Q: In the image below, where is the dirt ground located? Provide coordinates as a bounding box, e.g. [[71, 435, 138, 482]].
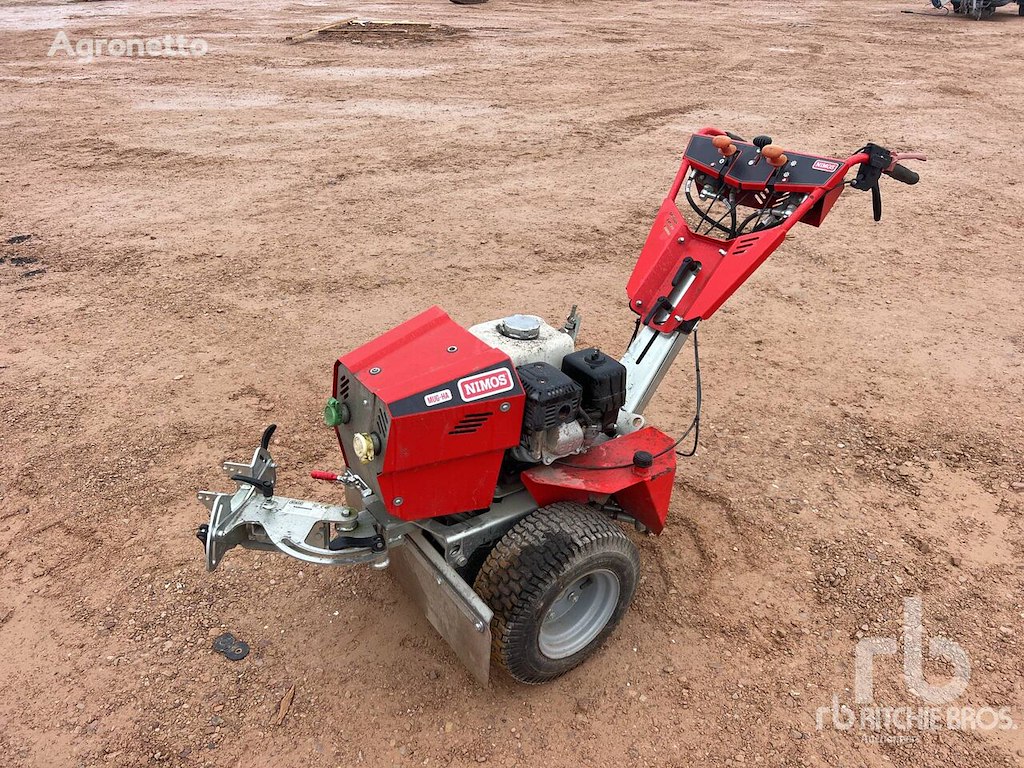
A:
[[1, 0, 1023, 765]]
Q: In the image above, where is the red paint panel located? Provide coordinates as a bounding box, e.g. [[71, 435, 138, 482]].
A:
[[339, 306, 513, 405], [521, 427, 677, 534], [335, 306, 526, 520], [379, 399, 524, 520]]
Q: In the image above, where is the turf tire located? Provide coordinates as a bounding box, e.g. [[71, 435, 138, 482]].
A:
[[474, 502, 640, 683]]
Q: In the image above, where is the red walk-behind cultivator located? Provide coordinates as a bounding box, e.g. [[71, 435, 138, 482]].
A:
[[197, 128, 924, 684]]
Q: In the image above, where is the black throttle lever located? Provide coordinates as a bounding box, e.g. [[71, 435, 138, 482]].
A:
[[230, 474, 274, 498], [851, 143, 893, 222]]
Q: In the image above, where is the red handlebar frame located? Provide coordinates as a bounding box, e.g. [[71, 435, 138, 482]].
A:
[[626, 127, 921, 333]]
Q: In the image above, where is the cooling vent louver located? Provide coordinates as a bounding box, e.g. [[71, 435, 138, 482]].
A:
[[376, 407, 390, 437], [732, 234, 761, 257], [337, 375, 351, 401], [449, 412, 491, 436]]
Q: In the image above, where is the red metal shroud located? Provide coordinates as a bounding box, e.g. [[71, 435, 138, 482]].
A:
[[521, 428, 677, 534], [336, 306, 526, 521], [627, 128, 850, 335]]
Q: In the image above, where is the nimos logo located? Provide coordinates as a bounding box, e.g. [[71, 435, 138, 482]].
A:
[[457, 368, 514, 402], [816, 597, 1015, 744], [48, 30, 209, 61]]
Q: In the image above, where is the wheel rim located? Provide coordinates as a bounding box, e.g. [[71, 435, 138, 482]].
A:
[[538, 569, 620, 660]]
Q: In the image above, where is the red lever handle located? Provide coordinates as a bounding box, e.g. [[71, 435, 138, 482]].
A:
[[310, 470, 339, 482], [887, 151, 927, 171]]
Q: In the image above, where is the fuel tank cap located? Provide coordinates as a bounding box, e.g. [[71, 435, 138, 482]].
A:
[[498, 314, 542, 340]]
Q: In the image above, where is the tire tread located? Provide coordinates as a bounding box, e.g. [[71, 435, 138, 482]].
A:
[[475, 502, 640, 683]]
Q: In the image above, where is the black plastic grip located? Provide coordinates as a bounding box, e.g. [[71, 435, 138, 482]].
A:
[[886, 164, 920, 185], [231, 474, 274, 498], [260, 423, 277, 450]]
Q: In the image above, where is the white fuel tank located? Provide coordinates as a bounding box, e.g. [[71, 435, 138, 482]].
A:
[[468, 314, 574, 369]]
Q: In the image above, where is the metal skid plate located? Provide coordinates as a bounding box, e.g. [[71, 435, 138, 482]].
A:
[[388, 532, 493, 685]]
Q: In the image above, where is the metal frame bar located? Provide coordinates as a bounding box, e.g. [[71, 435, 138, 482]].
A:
[[616, 325, 692, 433], [416, 489, 539, 567]]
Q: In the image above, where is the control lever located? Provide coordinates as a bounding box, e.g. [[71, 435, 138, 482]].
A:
[[712, 135, 738, 157], [852, 144, 895, 222], [311, 470, 341, 482], [231, 474, 275, 498], [762, 145, 789, 168], [852, 145, 926, 220], [226, 423, 278, 497]]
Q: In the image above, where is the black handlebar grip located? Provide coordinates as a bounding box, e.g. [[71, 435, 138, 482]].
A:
[[887, 164, 920, 185]]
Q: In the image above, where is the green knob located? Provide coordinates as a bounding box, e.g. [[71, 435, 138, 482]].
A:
[[323, 397, 349, 427]]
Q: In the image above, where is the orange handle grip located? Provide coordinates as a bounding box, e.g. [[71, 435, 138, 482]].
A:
[[762, 144, 788, 168], [712, 135, 737, 157]]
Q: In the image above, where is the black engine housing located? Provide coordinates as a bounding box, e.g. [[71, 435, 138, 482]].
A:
[[561, 348, 627, 432], [515, 362, 583, 433]]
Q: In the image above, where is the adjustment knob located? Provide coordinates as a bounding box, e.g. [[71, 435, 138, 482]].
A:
[[712, 134, 737, 157], [633, 450, 654, 469], [352, 432, 381, 464], [323, 397, 351, 427], [762, 144, 789, 168], [753, 135, 773, 149]]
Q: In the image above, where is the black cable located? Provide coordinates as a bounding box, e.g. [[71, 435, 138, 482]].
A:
[[676, 326, 701, 457], [625, 318, 641, 353], [684, 177, 733, 237], [695, 185, 724, 236], [704, 192, 739, 240], [556, 328, 703, 470], [736, 208, 765, 233], [729, 192, 738, 239], [685, 172, 802, 240], [749, 189, 778, 231], [901, 2, 950, 15], [737, 190, 802, 234]]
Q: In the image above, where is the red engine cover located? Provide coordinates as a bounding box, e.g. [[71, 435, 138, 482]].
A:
[[335, 306, 525, 521]]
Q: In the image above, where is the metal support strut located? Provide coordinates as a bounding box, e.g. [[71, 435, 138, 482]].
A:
[[616, 270, 699, 434]]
